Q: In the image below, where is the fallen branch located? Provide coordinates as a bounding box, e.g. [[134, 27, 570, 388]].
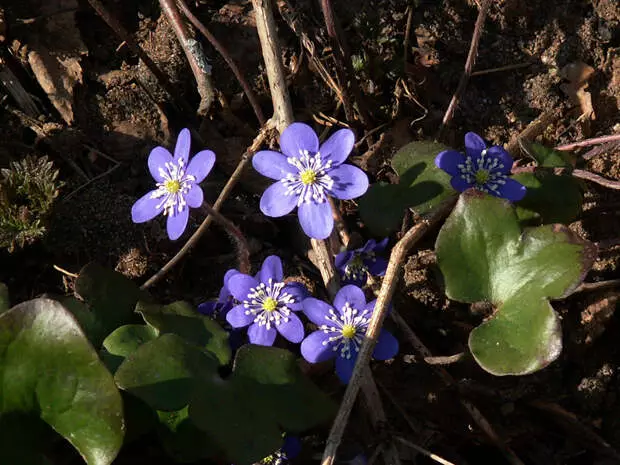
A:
[[555, 133, 620, 151]]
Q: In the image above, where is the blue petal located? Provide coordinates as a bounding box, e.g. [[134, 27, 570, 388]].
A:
[[220, 269, 240, 300], [282, 435, 302, 459], [372, 330, 399, 360], [335, 354, 357, 384], [174, 128, 192, 165], [260, 182, 298, 217], [435, 150, 465, 176], [247, 323, 277, 346], [298, 201, 333, 239], [280, 122, 319, 158], [334, 285, 366, 314], [185, 185, 203, 208], [464, 132, 487, 159], [301, 331, 336, 363], [227, 273, 259, 301], [166, 207, 189, 240], [282, 282, 308, 310], [277, 313, 304, 343], [334, 250, 354, 274], [328, 164, 369, 200], [497, 177, 527, 202], [148, 146, 173, 182], [260, 255, 284, 283], [302, 297, 333, 326], [365, 256, 388, 276], [131, 191, 164, 223], [197, 301, 218, 316], [186, 150, 215, 183], [226, 303, 254, 328], [450, 176, 472, 193], [253, 150, 296, 180], [375, 237, 389, 252], [486, 146, 514, 174], [319, 128, 355, 166]]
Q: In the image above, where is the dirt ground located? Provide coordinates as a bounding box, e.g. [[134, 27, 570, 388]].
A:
[[1, 0, 619, 464]]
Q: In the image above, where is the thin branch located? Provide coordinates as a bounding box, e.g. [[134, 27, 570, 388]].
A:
[[403, 3, 414, 68], [200, 202, 251, 274], [424, 352, 466, 365], [573, 169, 620, 190], [438, 0, 491, 137], [176, 0, 266, 125], [394, 436, 456, 465], [86, 0, 194, 115], [555, 133, 620, 151], [251, 0, 294, 133], [470, 61, 533, 76], [321, 198, 457, 465], [572, 279, 620, 294], [140, 123, 274, 289]]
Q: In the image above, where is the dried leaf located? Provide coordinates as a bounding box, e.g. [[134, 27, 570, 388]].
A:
[[560, 62, 596, 120]]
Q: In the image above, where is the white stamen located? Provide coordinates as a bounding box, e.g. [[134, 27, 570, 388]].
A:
[[242, 278, 297, 329], [150, 157, 196, 216], [282, 150, 334, 206], [320, 302, 370, 359], [457, 149, 508, 193]]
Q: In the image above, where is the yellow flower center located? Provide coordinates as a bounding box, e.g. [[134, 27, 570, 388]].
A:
[[475, 169, 490, 185], [262, 297, 278, 312], [300, 169, 317, 185], [341, 324, 356, 339], [165, 179, 181, 193]]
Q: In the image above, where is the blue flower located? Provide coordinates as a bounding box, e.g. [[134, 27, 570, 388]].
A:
[[131, 128, 216, 240], [301, 285, 399, 384], [435, 132, 526, 202], [225, 256, 308, 346], [335, 238, 389, 286], [253, 122, 369, 239]]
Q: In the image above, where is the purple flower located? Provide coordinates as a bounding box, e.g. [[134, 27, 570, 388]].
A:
[[197, 269, 239, 318], [435, 132, 526, 202], [301, 285, 398, 384], [253, 122, 369, 239], [335, 238, 389, 286], [131, 128, 216, 240], [226, 255, 308, 346]]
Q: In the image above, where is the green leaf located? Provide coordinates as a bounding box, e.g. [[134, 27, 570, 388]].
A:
[[137, 301, 231, 365], [102, 324, 159, 373], [74, 263, 142, 347], [391, 140, 457, 215], [519, 139, 575, 169], [513, 171, 583, 225], [436, 191, 596, 375], [358, 183, 409, 236], [157, 407, 220, 463], [0, 299, 124, 465], [0, 283, 8, 315]]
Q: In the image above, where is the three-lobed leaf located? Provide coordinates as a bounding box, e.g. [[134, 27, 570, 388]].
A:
[[0, 299, 124, 465], [436, 190, 596, 375]]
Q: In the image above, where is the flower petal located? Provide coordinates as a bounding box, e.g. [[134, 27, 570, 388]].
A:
[[435, 150, 465, 176], [282, 282, 308, 310], [226, 304, 255, 328], [282, 435, 302, 459], [375, 237, 389, 252], [174, 128, 192, 165], [328, 164, 369, 200], [301, 331, 336, 363], [185, 185, 203, 208], [253, 150, 296, 180], [186, 150, 216, 183], [319, 128, 355, 166], [131, 191, 164, 223], [227, 274, 259, 302], [486, 146, 514, 174], [220, 269, 240, 299], [148, 147, 173, 182], [259, 255, 284, 284], [464, 132, 486, 158], [298, 201, 334, 239], [260, 182, 298, 217], [277, 313, 304, 343], [197, 301, 218, 316], [302, 297, 333, 326], [335, 250, 354, 274], [167, 207, 190, 240], [334, 285, 366, 314], [365, 256, 388, 276], [496, 177, 527, 202], [372, 330, 399, 360], [248, 323, 277, 346], [280, 122, 319, 158], [450, 176, 472, 193], [335, 354, 357, 384]]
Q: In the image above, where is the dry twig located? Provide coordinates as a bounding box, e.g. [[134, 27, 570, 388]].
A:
[[555, 133, 620, 151]]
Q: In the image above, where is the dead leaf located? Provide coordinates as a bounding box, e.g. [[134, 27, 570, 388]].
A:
[[560, 61, 596, 120]]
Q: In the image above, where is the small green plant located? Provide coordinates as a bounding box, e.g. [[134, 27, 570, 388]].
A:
[[0, 155, 62, 251]]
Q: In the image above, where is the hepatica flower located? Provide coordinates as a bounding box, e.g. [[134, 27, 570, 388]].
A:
[[197, 269, 239, 318], [226, 255, 307, 346], [253, 122, 369, 239], [301, 285, 398, 384], [435, 132, 526, 202], [335, 238, 389, 286], [131, 128, 215, 240]]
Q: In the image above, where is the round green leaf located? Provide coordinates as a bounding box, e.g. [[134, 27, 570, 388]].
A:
[[137, 301, 231, 365], [0, 283, 9, 315], [0, 299, 124, 465], [102, 324, 159, 373], [157, 407, 219, 463], [358, 183, 409, 236]]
